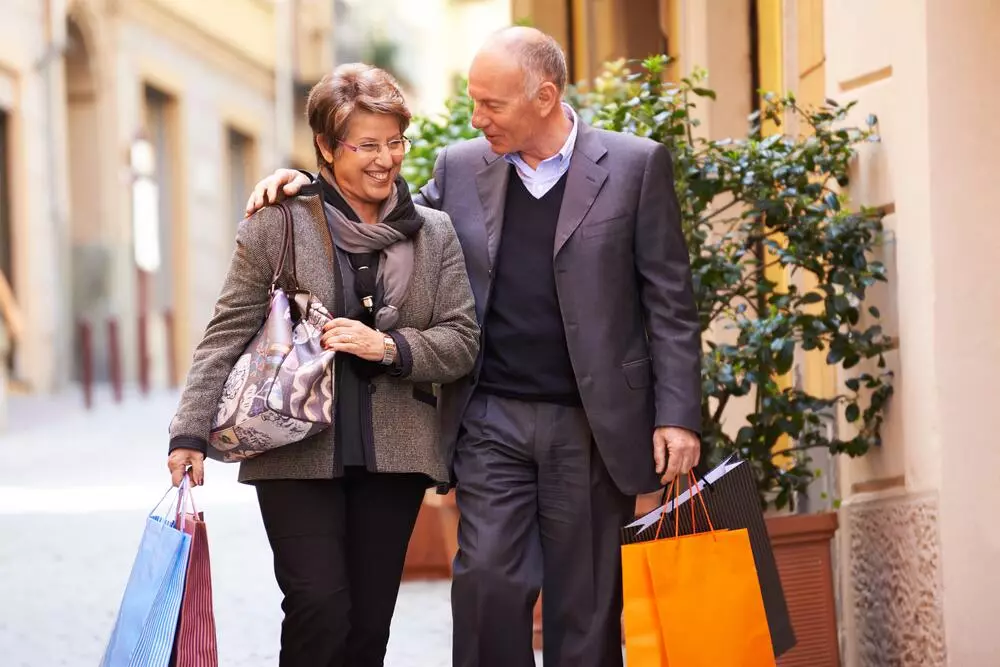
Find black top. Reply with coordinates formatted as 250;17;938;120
478;168;580;406
333;248;382;468
319;175;420;471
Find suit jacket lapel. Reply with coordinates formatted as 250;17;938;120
475;151;510;269
554;123;608;257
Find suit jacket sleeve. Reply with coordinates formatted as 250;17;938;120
414;146;448;209
635;144;703;434
168;212;275;454
392;213;479;384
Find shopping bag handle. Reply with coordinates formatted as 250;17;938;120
149;475;198;532
175;474;200;530
653;471;716;540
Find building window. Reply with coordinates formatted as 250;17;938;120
227;127;255;230
143;85;176;312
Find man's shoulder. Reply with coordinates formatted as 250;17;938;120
440;136;492;165
588;124;662;157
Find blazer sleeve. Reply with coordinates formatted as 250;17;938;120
390;213;479;384
634;143;703;434
414;145;448;210
168;211;275;454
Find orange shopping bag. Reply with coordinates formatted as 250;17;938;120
622;474;774;667
622;540;667;666
622;477;718;667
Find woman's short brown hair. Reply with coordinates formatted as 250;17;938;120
306;63;411;167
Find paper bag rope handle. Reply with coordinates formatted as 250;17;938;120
653;471;716;540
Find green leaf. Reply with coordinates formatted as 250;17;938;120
800;292;823;305
845;404;861;422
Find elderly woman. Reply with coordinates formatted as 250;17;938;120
166;64;479;666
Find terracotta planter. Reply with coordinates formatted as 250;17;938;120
401;490;459;581
765;511;840;666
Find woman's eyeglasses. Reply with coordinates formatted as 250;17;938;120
338;137;411;156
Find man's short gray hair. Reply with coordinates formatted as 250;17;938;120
496;28;568;99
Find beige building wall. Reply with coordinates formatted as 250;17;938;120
0;0;72;394
821;0;1000;664
0;0;333;407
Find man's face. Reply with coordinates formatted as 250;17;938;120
467;50;541;156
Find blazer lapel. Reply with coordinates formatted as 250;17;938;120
554;123;609;257
475;151;510;269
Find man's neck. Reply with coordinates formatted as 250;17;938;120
518;107;573;170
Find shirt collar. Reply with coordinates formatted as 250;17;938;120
504;103;578;170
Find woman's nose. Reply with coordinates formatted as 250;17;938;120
374;149;394;168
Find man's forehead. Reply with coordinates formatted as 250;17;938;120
468;63;523;100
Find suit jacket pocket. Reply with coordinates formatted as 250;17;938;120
413;383;438;408
622;358;653;389
581;215;630;240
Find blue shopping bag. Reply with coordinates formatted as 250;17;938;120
101;480;195;667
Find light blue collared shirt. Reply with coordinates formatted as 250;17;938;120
503;103;578;199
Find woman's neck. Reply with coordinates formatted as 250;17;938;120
322;167;380;224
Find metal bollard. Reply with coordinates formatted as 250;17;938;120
78;320;93;410
107;318;123;403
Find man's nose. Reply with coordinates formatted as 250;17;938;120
471;109;487;130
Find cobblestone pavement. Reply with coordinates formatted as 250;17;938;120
0;388;540;666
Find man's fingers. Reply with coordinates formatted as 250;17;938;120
266;180;279;206
653;439;666;474
283;181;302;196
664;449;682;482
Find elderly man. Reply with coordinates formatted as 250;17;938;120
246;26;702;667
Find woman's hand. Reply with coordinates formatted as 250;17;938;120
322;318;387;363
167;448;206;487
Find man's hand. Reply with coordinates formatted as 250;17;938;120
321;318;387;363
653;426;701;484
245;168;312;217
168;448;206;487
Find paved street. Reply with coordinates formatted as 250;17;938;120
0;387;478;667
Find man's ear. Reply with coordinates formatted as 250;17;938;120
535;82;562;117
316;135;336;164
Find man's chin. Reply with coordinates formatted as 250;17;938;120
485;137;508;155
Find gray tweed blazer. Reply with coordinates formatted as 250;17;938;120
169;191;480;484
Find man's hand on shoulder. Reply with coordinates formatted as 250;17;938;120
245;168;313;217
653;426;701;484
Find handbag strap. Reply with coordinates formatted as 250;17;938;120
271;202;300;291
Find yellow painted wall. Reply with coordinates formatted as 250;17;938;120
143;0;276;70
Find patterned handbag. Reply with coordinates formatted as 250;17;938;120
207;202;336;462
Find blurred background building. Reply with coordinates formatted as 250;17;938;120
0;0;997;665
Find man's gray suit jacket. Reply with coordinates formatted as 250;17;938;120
417;121;702;496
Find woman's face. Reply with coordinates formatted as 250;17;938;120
319;110;405;209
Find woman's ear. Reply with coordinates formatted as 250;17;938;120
316;135;336;164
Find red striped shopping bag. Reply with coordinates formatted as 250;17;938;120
170;493;218;666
